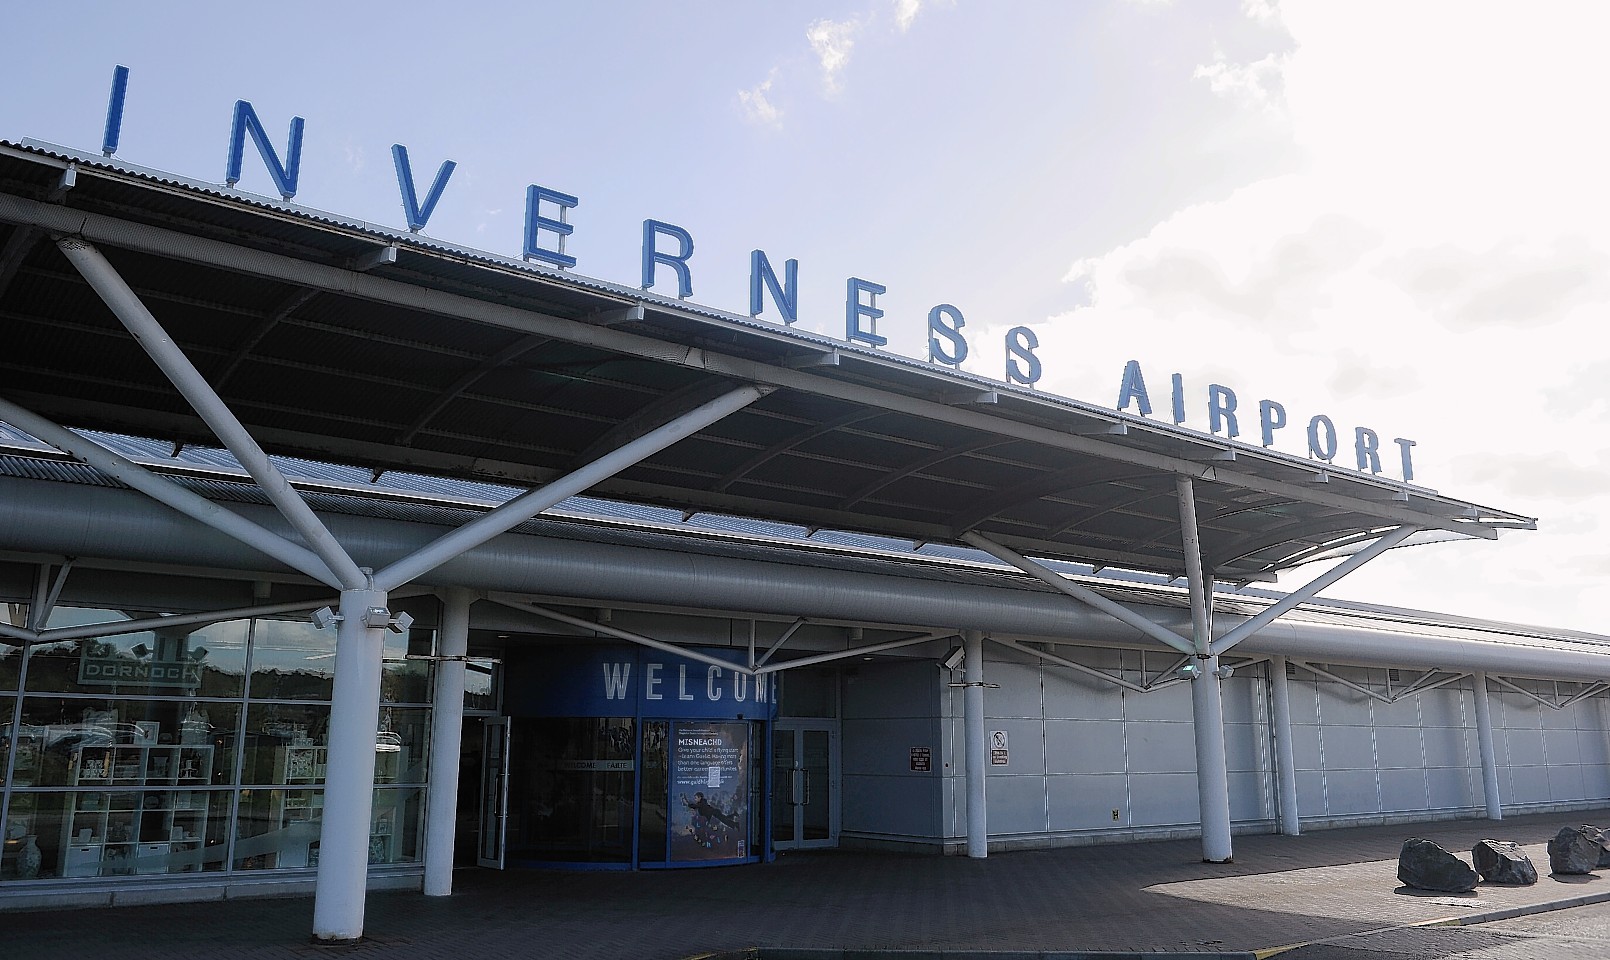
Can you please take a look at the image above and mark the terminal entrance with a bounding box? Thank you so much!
[771,721,838,850]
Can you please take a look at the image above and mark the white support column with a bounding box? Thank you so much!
[1269,656,1301,836]
[963,629,988,859]
[312,585,389,942]
[1473,671,1503,821]
[1178,476,1233,863]
[1191,658,1234,862]
[424,588,473,897]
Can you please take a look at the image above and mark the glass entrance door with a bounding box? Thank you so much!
[478,717,510,868]
[770,721,837,850]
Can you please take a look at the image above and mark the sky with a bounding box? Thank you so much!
[0,1,1606,634]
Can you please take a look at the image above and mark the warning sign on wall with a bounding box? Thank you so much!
[990,729,1009,766]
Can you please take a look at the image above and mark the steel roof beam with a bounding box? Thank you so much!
[962,530,1195,656]
[0,192,1529,544]
[373,384,768,591]
[0,395,342,587]
[1210,524,1419,655]
[56,237,369,591]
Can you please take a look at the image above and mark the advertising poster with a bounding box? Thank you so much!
[669,721,749,862]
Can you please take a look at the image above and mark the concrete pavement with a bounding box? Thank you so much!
[5,808,1610,959]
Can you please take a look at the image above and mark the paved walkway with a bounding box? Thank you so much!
[5,808,1610,959]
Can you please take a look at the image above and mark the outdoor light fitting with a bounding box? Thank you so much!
[309,606,341,630]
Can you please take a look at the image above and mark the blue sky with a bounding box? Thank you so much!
[3,1,1608,632]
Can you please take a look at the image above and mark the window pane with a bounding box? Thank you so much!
[238,703,330,786]
[26,608,246,699]
[380,627,433,705]
[232,786,421,870]
[17,698,237,788]
[376,707,429,785]
[3,789,229,881]
[464,658,498,712]
[248,617,334,701]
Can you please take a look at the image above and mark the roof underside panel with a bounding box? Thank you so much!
[0,142,1537,583]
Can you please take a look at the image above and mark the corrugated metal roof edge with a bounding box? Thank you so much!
[0,139,1538,526]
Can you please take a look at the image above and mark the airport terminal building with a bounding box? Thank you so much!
[1,137,1607,941]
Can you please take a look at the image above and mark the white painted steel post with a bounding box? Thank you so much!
[424,588,473,896]
[1178,476,1233,862]
[1191,657,1235,861]
[1473,671,1503,820]
[1269,656,1301,836]
[312,585,388,942]
[963,629,988,859]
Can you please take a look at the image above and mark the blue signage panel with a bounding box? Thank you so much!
[504,645,776,721]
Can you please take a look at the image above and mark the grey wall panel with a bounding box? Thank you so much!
[842,717,941,776]
[1316,682,1373,718]
[1042,668,1124,720]
[1371,694,1421,726]
[988,770,1051,834]
[1422,726,1471,767]
[1378,768,1428,812]
[1045,719,1126,775]
[1419,687,1467,727]
[1221,677,1257,723]
[1226,771,1270,821]
[1545,728,1582,766]
[1543,696,1580,731]
[1504,728,1545,767]
[1578,730,1610,766]
[984,658,1044,717]
[842,774,937,837]
[1324,769,1380,814]
[1322,724,1377,770]
[1292,723,1323,769]
[1548,764,1587,802]
[1425,766,1477,809]
[1507,765,1553,804]
[1124,720,1197,774]
[842,662,938,720]
[1296,769,1327,813]
[1224,722,1263,774]
[1124,685,1193,722]
[1375,726,1427,769]
[1581,762,1610,797]
[1046,773,1130,830]
[981,718,1046,775]
[1130,771,1199,826]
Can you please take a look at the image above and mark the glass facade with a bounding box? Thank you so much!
[0,606,434,884]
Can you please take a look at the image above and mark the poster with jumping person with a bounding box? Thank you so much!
[669,721,749,861]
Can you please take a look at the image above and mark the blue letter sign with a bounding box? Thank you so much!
[392,145,456,233]
[643,219,695,298]
[524,186,579,269]
[225,100,304,200]
[927,304,968,367]
[102,65,130,157]
[845,278,888,347]
[749,249,798,324]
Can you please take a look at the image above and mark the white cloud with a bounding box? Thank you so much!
[1030,0,1610,630]
[892,0,922,31]
[1194,50,1288,113]
[739,70,784,128]
[807,17,862,93]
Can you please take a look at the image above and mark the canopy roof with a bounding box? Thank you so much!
[0,140,1535,583]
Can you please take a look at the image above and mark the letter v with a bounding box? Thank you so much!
[392,144,456,232]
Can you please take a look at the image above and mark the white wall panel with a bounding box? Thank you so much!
[1124,720,1197,774]
[1129,771,1199,825]
[1375,725,1426,769]
[1045,719,1126,775]
[1421,726,1471,767]
[1047,773,1129,830]
[1124,683,1194,722]
[1324,769,1380,814]
[1224,722,1263,774]
[1379,768,1428,812]
[1425,766,1477,809]
[1322,724,1376,770]
[1419,688,1467,726]
[987,769,1049,834]
[1042,668,1124,720]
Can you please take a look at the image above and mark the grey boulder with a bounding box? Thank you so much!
[1547,826,1601,875]
[1398,838,1479,892]
[1471,839,1537,885]
[1573,824,1610,868]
